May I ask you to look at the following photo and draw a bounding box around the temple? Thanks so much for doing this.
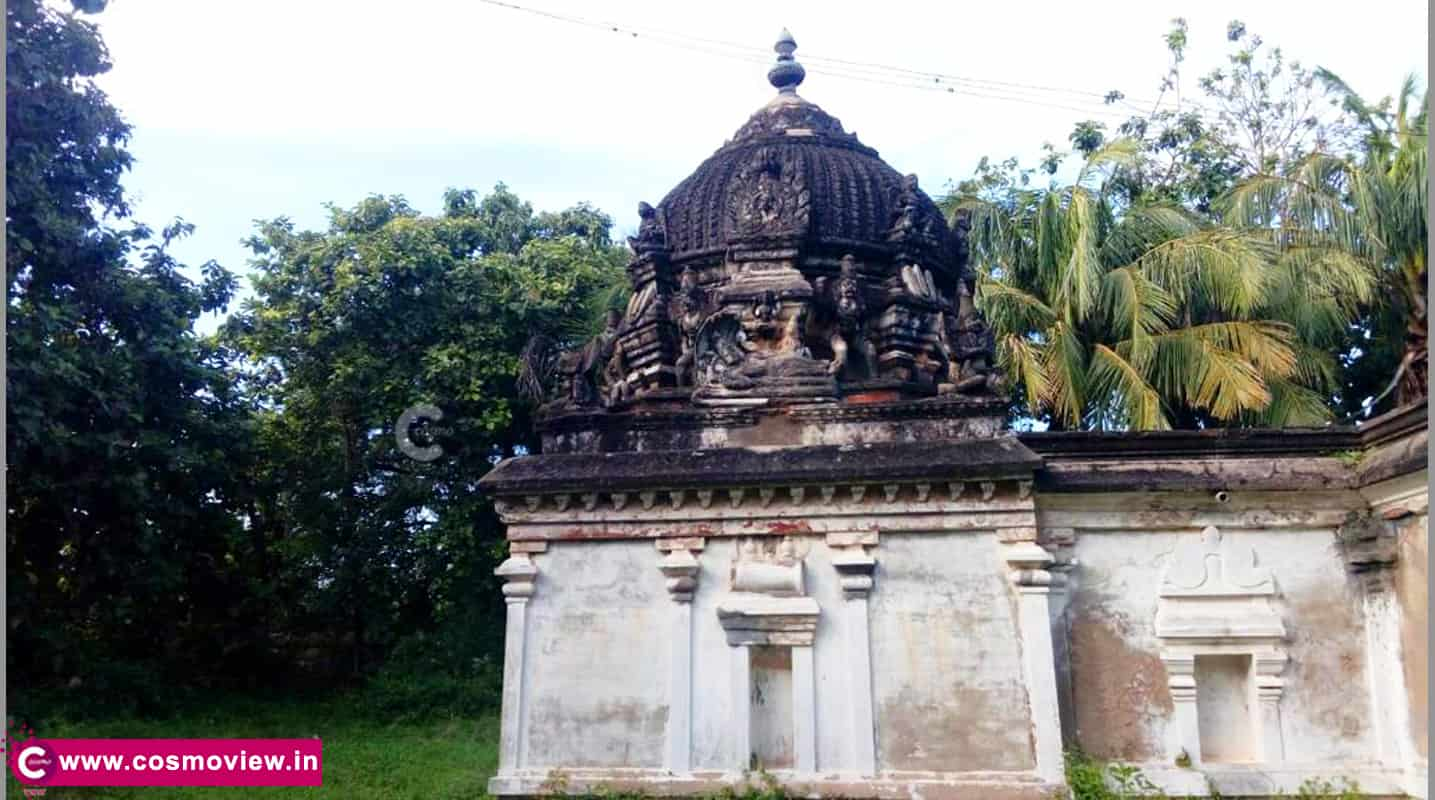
[480,31,1429,799]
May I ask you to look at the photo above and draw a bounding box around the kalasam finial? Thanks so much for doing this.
[767,28,805,94]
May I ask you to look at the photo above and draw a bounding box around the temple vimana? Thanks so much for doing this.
[480,32,1429,800]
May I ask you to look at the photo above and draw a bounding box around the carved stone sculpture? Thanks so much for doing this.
[692,292,835,404]
[729,148,810,240]
[519,28,999,422]
[570,309,622,407]
[815,255,877,379]
[628,201,667,254]
[672,268,708,387]
[887,174,943,253]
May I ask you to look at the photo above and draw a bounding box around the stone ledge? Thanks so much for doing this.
[488,768,1063,800]
[1020,426,1361,458]
[1024,402,1428,493]
[1033,456,1357,493]
[1127,763,1410,798]
[481,437,1040,497]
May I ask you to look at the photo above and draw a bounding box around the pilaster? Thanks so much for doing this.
[494,543,543,773]
[658,537,704,774]
[1340,511,1418,775]
[829,531,878,776]
[1002,539,1066,783]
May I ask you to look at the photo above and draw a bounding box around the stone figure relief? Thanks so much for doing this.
[886,173,943,248]
[672,267,708,386]
[604,337,635,406]
[813,255,876,379]
[729,148,811,239]
[518,308,633,412]
[936,279,1002,396]
[691,290,835,404]
[572,309,623,407]
[628,200,667,253]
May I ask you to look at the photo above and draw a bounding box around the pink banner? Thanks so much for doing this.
[9,739,323,786]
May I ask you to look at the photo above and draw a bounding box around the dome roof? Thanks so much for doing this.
[653,35,954,273]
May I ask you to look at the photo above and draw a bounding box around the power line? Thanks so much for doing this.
[472,0,1172,120]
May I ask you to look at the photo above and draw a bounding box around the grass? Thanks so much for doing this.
[6,693,500,799]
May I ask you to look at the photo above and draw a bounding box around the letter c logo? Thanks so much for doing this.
[16,743,54,783]
[396,403,444,462]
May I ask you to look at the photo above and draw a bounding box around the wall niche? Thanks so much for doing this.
[1155,526,1287,767]
[1195,653,1255,763]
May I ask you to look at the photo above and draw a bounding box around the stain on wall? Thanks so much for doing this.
[1065,532,1174,761]
[869,533,1035,772]
[525,541,670,768]
[1396,513,1428,758]
[1280,538,1376,759]
[1064,527,1379,765]
[1066,605,1172,760]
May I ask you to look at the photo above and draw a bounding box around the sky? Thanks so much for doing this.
[85,0,1428,328]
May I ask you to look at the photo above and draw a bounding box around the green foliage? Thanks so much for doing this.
[7,0,253,706]
[225,185,628,682]
[4,0,629,708]
[945,20,1394,429]
[1065,751,1167,799]
[1287,777,1365,799]
[1224,73,1428,414]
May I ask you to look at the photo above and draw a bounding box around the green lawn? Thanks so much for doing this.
[6,695,500,799]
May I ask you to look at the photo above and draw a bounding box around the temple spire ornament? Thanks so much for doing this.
[767,28,805,93]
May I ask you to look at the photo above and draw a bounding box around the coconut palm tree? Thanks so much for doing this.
[1224,72,1427,410]
[952,140,1376,430]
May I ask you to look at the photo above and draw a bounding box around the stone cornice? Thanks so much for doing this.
[481,436,1039,497]
[1021,426,1361,458]
[1024,402,1428,493]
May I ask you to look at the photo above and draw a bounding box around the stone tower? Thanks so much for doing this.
[482,31,1058,797]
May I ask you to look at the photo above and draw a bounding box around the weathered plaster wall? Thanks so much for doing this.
[524,540,670,768]
[1396,512,1428,759]
[868,532,1035,772]
[690,536,855,773]
[521,532,1044,776]
[691,536,740,771]
[1063,525,1376,765]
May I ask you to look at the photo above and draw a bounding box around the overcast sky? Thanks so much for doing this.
[87,0,1427,325]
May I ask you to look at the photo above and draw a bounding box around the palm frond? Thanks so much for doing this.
[1057,188,1105,324]
[1042,321,1088,427]
[1245,377,1333,427]
[1099,265,1177,342]
[976,277,1057,334]
[1076,138,1142,186]
[1100,205,1201,267]
[1088,344,1170,430]
[995,333,1049,416]
[1135,230,1275,316]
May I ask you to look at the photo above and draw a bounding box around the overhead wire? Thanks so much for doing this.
[472,0,1178,121]
[472,0,1429,136]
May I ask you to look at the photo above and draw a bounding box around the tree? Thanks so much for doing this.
[947,19,1386,429]
[226,187,627,679]
[7,0,251,707]
[949,139,1374,430]
[1225,73,1428,412]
